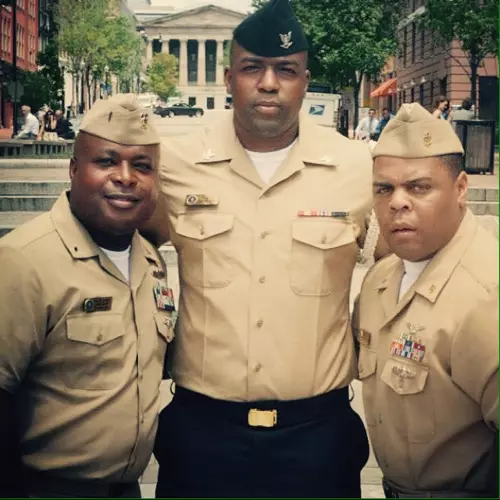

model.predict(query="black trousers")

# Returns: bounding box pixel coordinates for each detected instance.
[154,386,369,498]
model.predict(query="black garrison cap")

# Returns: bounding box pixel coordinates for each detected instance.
[233,0,309,57]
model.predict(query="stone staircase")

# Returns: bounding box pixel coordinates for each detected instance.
[0,158,498,238]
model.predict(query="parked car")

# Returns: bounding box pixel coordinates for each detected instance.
[155,103,204,118]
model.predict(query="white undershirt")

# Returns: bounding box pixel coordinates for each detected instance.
[245,140,296,184]
[100,246,131,283]
[398,259,430,301]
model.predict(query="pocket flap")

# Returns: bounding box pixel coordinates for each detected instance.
[381,358,429,395]
[358,348,377,379]
[176,213,234,241]
[66,314,124,346]
[155,313,175,343]
[292,220,356,250]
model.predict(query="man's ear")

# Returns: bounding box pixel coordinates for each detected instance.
[455,170,468,209]
[224,67,232,95]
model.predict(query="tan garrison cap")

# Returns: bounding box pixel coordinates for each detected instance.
[79,93,160,145]
[372,103,464,158]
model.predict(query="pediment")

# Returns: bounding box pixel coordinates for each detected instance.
[148,5,247,28]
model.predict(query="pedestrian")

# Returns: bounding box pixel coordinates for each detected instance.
[452,97,475,122]
[354,103,498,498]
[0,94,175,498]
[432,95,452,121]
[55,109,76,139]
[14,104,39,140]
[375,107,394,139]
[355,108,379,140]
[142,0,378,497]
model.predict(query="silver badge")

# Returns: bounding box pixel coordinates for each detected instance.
[279,31,293,49]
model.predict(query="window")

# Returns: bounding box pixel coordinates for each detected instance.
[420,29,425,60]
[419,83,424,105]
[440,77,447,96]
[429,80,434,106]
[206,97,215,109]
[17,24,25,59]
[402,90,406,103]
[188,97,196,106]
[403,27,408,67]
[411,23,416,64]
[16,0,25,10]
[410,87,415,102]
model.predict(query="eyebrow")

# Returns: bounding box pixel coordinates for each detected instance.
[373,177,433,187]
[239,56,299,67]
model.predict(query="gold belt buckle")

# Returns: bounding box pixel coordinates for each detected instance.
[248,408,278,428]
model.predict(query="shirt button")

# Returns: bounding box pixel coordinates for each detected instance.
[259,276,266,284]
[138,372,144,381]
[140,413,145,424]
[199,225,205,235]
[321,235,327,244]
[260,231,269,239]
[96,334,103,343]
[254,363,262,373]
[256,319,263,328]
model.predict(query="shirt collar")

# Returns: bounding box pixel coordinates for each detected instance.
[194,110,344,168]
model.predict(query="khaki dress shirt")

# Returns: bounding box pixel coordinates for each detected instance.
[152,111,373,401]
[0,193,174,482]
[354,210,499,493]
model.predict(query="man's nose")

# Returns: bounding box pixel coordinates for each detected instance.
[258,67,279,92]
[389,188,411,212]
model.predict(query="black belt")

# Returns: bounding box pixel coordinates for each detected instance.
[383,478,492,499]
[24,468,139,498]
[174,385,350,428]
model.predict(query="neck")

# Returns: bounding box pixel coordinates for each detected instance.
[82,222,133,251]
[234,118,299,153]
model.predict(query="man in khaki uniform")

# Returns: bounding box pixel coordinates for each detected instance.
[143,0,374,497]
[354,103,498,498]
[0,94,175,497]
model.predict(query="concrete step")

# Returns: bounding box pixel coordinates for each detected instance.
[468,201,498,216]
[0,169,70,181]
[0,159,70,169]
[468,187,498,202]
[0,196,58,212]
[0,181,69,195]
[0,212,41,237]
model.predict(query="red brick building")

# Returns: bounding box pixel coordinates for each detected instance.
[368,0,498,120]
[0,0,39,134]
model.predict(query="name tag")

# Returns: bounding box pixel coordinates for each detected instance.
[185,194,219,207]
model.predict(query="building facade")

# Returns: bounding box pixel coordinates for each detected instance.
[0,0,39,132]
[370,0,498,120]
[138,4,246,110]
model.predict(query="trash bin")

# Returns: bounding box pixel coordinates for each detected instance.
[454,120,496,174]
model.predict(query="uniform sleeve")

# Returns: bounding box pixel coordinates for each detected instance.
[451,291,499,430]
[0,246,47,394]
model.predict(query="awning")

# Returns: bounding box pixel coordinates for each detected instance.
[370,78,397,98]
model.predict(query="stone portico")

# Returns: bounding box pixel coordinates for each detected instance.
[142,5,247,110]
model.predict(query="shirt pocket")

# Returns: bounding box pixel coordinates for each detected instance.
[63,313,126,391]
[290,219,357,296]
[175,213,234,288]
[381,358,435,443]
[154,312,175,380]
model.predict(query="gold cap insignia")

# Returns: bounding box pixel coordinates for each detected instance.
[140,112,149,130]
[279,31,293,49]
[423,132,432,147]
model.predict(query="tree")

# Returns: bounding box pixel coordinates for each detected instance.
[252,0,404,127]
[421,0,498,117]
[146,53,180,102]
[56,0,144,111]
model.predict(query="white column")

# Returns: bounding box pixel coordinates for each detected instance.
[197,39,206,86]
[179,38,188,86]
[162,38,169,54]
[146,40,153,63]
[216,39,225,85]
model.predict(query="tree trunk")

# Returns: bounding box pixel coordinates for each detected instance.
[470,58,478,118]
[353,72,363,132]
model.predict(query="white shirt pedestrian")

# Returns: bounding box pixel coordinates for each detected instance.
[355,111,379,140]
